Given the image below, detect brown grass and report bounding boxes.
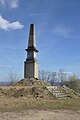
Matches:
[0,86,80,112]
[0,96,80,112]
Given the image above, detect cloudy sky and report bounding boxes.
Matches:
[0,0,80,80]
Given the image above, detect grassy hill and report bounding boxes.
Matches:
[0,78,80,112]
[13,78,50,86]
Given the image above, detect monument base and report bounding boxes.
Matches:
[24,59,39,79]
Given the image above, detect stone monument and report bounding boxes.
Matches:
[24,24,39,79]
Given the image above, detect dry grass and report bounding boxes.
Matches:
[0,86,80,112]
[0,86,54,99]
[13,78,50,86]
[0,96,80,112]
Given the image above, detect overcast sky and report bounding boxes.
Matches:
[0,0,80,80]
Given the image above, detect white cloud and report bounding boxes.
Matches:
[62,72,72,75]
[8,0,19,9]
[0,15,24,30]
[53,25,80,39]
[0,0,19,9]
[30,13,42,17]
[53,25,72,38]
[0,64,11,68]
[0,0,5,5]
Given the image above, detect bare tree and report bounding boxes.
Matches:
[50,72,57,85]
[58,69,67,83]
[5,71,22,85]
[39,70,57,85]
[39,70,50,81]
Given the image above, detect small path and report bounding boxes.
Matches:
[0,110,80,120]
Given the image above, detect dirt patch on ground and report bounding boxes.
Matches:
[0,110,80,120]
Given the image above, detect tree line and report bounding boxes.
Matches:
[39,69,72,84]
[2,70,80,93]
[39,70,80,93]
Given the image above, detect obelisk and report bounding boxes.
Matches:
[24,24,39,79]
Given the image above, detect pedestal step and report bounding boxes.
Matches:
[46,86,69,100]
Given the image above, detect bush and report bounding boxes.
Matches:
[64,76,80,93]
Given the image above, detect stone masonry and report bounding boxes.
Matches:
[24,24,39,79]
